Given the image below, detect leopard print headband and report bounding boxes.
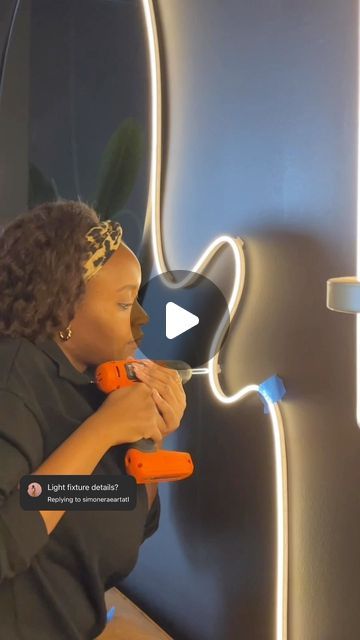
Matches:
[83,219,123,281]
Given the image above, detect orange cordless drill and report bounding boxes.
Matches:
[94,359,198,484]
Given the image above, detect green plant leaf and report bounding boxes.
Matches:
[28,162,58,209]
[94,117,144,219]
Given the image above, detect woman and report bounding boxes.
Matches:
[0,200,186,639]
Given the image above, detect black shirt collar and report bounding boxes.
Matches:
[35,338,96,386]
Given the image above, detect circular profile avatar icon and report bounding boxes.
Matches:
[27,482,42,498]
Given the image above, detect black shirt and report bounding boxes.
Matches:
[0,336,161,639]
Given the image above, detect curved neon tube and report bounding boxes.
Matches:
[140,2,288,639]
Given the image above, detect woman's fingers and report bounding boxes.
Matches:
[151,422,164,444]
[132,361,186,434]
[133,361,186,402]
[134,364,185,413]
[137,360,184,385]
[152,388,176,434]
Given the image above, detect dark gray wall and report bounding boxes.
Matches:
[120,2,360,640]
[0,0,150,252]
[0,0,29,217]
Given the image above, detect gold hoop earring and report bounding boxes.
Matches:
[59,324,72,341]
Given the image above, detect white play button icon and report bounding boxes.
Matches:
[166,302,199,339]
[131,269,230,368]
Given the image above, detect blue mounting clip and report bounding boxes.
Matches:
[106,606,116,623]
[258,375,286,414]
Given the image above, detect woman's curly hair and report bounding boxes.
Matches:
[0,199,101,342]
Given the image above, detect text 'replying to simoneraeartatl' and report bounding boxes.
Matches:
[20,474,137,510]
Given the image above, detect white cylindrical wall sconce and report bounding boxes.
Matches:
[327,277,360,313]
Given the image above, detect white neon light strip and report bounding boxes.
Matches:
[141,2,288,639]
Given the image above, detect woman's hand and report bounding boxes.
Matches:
[130,360,187,438]
[91,383,166,447]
